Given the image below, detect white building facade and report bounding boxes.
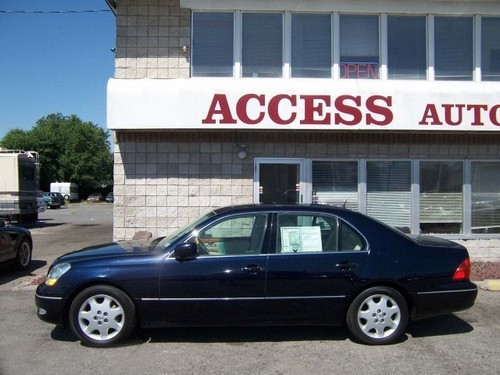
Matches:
[107,0,500,260]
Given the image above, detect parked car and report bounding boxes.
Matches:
[36,204,477,347]
[36,192,47,213]
[51,192,65,206]
[0,220,33,270]
[105,192,114,203]
[42,192,63,209]
[87,192,103,203]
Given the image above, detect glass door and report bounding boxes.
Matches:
[255,159,306,204]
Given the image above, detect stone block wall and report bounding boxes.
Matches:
[115,0,190,79]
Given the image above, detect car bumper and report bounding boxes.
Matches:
[35,284,67,326]
[412,284,478,320]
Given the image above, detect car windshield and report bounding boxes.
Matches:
[155,210,216,249]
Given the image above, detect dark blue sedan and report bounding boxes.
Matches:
[35,205,477,347]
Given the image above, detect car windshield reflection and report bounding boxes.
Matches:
[155,210,216,249]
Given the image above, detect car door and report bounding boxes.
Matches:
[265,212,368,325]
[154,213,270,325]
[0,227,16,262]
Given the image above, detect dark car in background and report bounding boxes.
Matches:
[87,192,103,203]
[36,204,477,347]
[0,220,33,270]
[42,192,64,209]
[105,192,114,203]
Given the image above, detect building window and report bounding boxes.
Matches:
[471,162,500,233]
[420,161,463,234]
[291,14,332,78]
[339,15,379,79]
[242,13,283,77]
[312,161,358,210]
[192,12,234,77]
[366,161,411,231]
[388,16,426,80]
[434,17,473,81]
[190,12,497,82]
[481,17,500,81]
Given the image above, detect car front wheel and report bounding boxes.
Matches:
[69,285,135,347]
[346,286,408,345]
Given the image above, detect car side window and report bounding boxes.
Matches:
[196,214,267,256]
[340,221,366,251]
[277,213,366,253]
[277,214,337,253]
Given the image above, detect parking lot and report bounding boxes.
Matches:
[0,204,499,375]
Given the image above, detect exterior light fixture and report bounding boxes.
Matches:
[237,144,247,160]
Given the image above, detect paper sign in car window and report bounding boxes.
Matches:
[281,226,322,252]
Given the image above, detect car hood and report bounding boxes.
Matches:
[56,241,162,263]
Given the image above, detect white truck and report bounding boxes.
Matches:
[0,149,39,223]
[50,182,79,201]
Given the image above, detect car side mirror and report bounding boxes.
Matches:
[174,243,198,261]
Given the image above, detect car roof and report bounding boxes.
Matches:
[212,204,355,216]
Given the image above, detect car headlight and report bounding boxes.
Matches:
[45,263,71,286]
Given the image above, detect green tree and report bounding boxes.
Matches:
[0,113,113,196]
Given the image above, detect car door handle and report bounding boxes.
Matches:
[335,262,358,271]
[241,265,264,274]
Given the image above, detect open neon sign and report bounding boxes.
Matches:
[340,62,379,79]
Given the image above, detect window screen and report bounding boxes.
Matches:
[388,16,426,80]
[367,161,411,229]
[481,17,500,81]
[420,161,463,234]
[192,12,234,77]
[340,15,379,79]
[291,14,331,78]
[435,17,473,81]
[242,13,283,78]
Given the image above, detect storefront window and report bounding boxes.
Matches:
[366,161,411,230]
[192,12,234,77]
[435,17,473,81]
[291,14,331,78]
[420,161,463,233]
[312,161,358,210]
[340,15,379,79]
[388,16,426,80]
[481,17,500,81]
[472,162,500,233]
[242,13,283,77]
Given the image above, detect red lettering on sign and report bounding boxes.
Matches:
[300,95,331,125]
[334,95,362,125]
[490,105,500,126]
[467,104,488,126]
[236,94,265,124]
[366,95,393,126]
[269,95,297,125]
[202,94,237,124]
[419,104,443,125]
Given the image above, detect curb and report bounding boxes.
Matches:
[475,279,500,292]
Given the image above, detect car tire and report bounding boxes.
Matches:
[346,286,408,345]
[69,285,136,347]
[15,238,32,270]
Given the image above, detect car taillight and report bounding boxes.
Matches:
[452,258,471,281]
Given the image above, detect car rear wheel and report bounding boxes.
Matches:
[69,285,135,347]
[15,238,32,270]
[346,286,408,345]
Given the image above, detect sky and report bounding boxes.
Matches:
[0,0,115,141]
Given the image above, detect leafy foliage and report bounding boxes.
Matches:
[0,113,113,195]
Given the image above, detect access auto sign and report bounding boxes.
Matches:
[107,78,500,132]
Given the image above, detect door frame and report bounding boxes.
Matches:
[253,158,311,204]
